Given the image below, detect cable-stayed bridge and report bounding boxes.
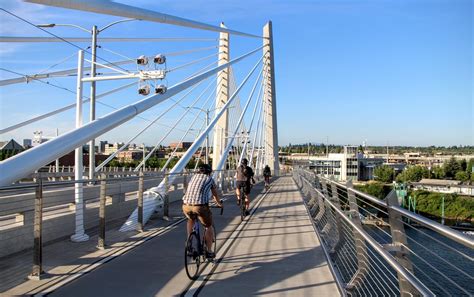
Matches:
[0,1,472,296]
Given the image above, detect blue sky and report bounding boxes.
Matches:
[0,0,472,147]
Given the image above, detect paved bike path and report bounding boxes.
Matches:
[48,177,339,296]
[189,176,340,296]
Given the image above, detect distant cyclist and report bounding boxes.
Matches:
[182,164,223,258]
[235,158,255,215]
[263,165,271,189]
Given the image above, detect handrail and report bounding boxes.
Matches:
[316,172,474,249]
[299,173,435,296]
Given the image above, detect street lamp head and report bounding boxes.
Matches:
[36,23,56,28]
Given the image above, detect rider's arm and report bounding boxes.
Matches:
[211,186,223,207]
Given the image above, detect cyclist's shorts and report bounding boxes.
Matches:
[182,204,212,227]
[236,180,251,195]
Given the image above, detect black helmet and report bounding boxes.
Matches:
[198,164,212,174]
[241,158,248,165]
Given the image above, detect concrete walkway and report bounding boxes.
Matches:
[188,176,340,296]
[5,177,340,296]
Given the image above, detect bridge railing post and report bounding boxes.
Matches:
[97,173,106,249]
[183,172,188,196]
[163,173,170,220]
[385,190,417,296]
[29,173,44,280]
[345,180,369,290]
[137,171,144,232]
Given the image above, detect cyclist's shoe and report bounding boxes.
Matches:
[245,210,250,216]
[206,251,216,259]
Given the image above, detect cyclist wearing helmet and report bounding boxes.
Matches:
[235,158,255,215]
[263,165,271,188]
[182,164,223,258]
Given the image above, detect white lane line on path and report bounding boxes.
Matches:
[183,183,274,297]
[33,218,187,296]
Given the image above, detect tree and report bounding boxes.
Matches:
[396,166,429,182]
[374,165,395,183]
[467,158,474,175]
[432,166,445,179]
[458,159,467,171]
[455,171,469,182]
[444,157,462,179]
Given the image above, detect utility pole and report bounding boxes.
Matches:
[89,25,98,181]
[205,109,209,164]
[326,136,329,157]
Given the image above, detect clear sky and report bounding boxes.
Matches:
[0,0,472,147]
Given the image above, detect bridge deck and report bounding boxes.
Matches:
[5,176,340,296]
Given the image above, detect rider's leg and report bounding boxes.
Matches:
[186,218,195,238]
[236,186,241,205]
[204,226,214,251]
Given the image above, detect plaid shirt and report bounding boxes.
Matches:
[183,173,216,205]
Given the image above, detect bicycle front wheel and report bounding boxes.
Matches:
[185,232,200,280]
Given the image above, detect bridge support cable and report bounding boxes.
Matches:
[255,90,267,175]
[25,0,262,38]
[0,45,264,186]
[119,55,264,231]
[0,36,218,43]
[238,83,263,166]
[0,46,217,86]
[134,77,216,171]
[249,91,264,168]
[213,70,262,176]
[0,81,137,134]
[94,80,210,172]
[238,61,268,165]
[160,83,217,171]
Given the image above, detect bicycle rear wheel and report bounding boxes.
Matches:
[184,232,200,280]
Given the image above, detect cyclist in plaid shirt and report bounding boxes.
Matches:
[182,164,223,258]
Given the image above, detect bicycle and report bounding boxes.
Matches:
[264,175,271,191]
[237,183,248,221]
[184,205,223,280]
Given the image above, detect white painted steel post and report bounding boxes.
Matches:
[263,21,279,176]
[71,50,89,242]
[88,25,98,181]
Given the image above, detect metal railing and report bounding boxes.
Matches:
[293,167,473,297]
[0,169,236,292]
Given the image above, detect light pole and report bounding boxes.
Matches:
[37,19,137,181]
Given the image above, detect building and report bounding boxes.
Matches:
[117,150,144,162]
[411,179,474,196]
[99,141,108,154]
[169,142,193,150]
[23,139,32,149]
[0,139,24,152]
[32,131,51,147]
[104,142,124,155]
[308,145,401,181]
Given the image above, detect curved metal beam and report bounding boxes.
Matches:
[24,0,262,38]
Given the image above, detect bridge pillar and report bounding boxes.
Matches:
[263,21,279,176]
[212,22,230,172]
